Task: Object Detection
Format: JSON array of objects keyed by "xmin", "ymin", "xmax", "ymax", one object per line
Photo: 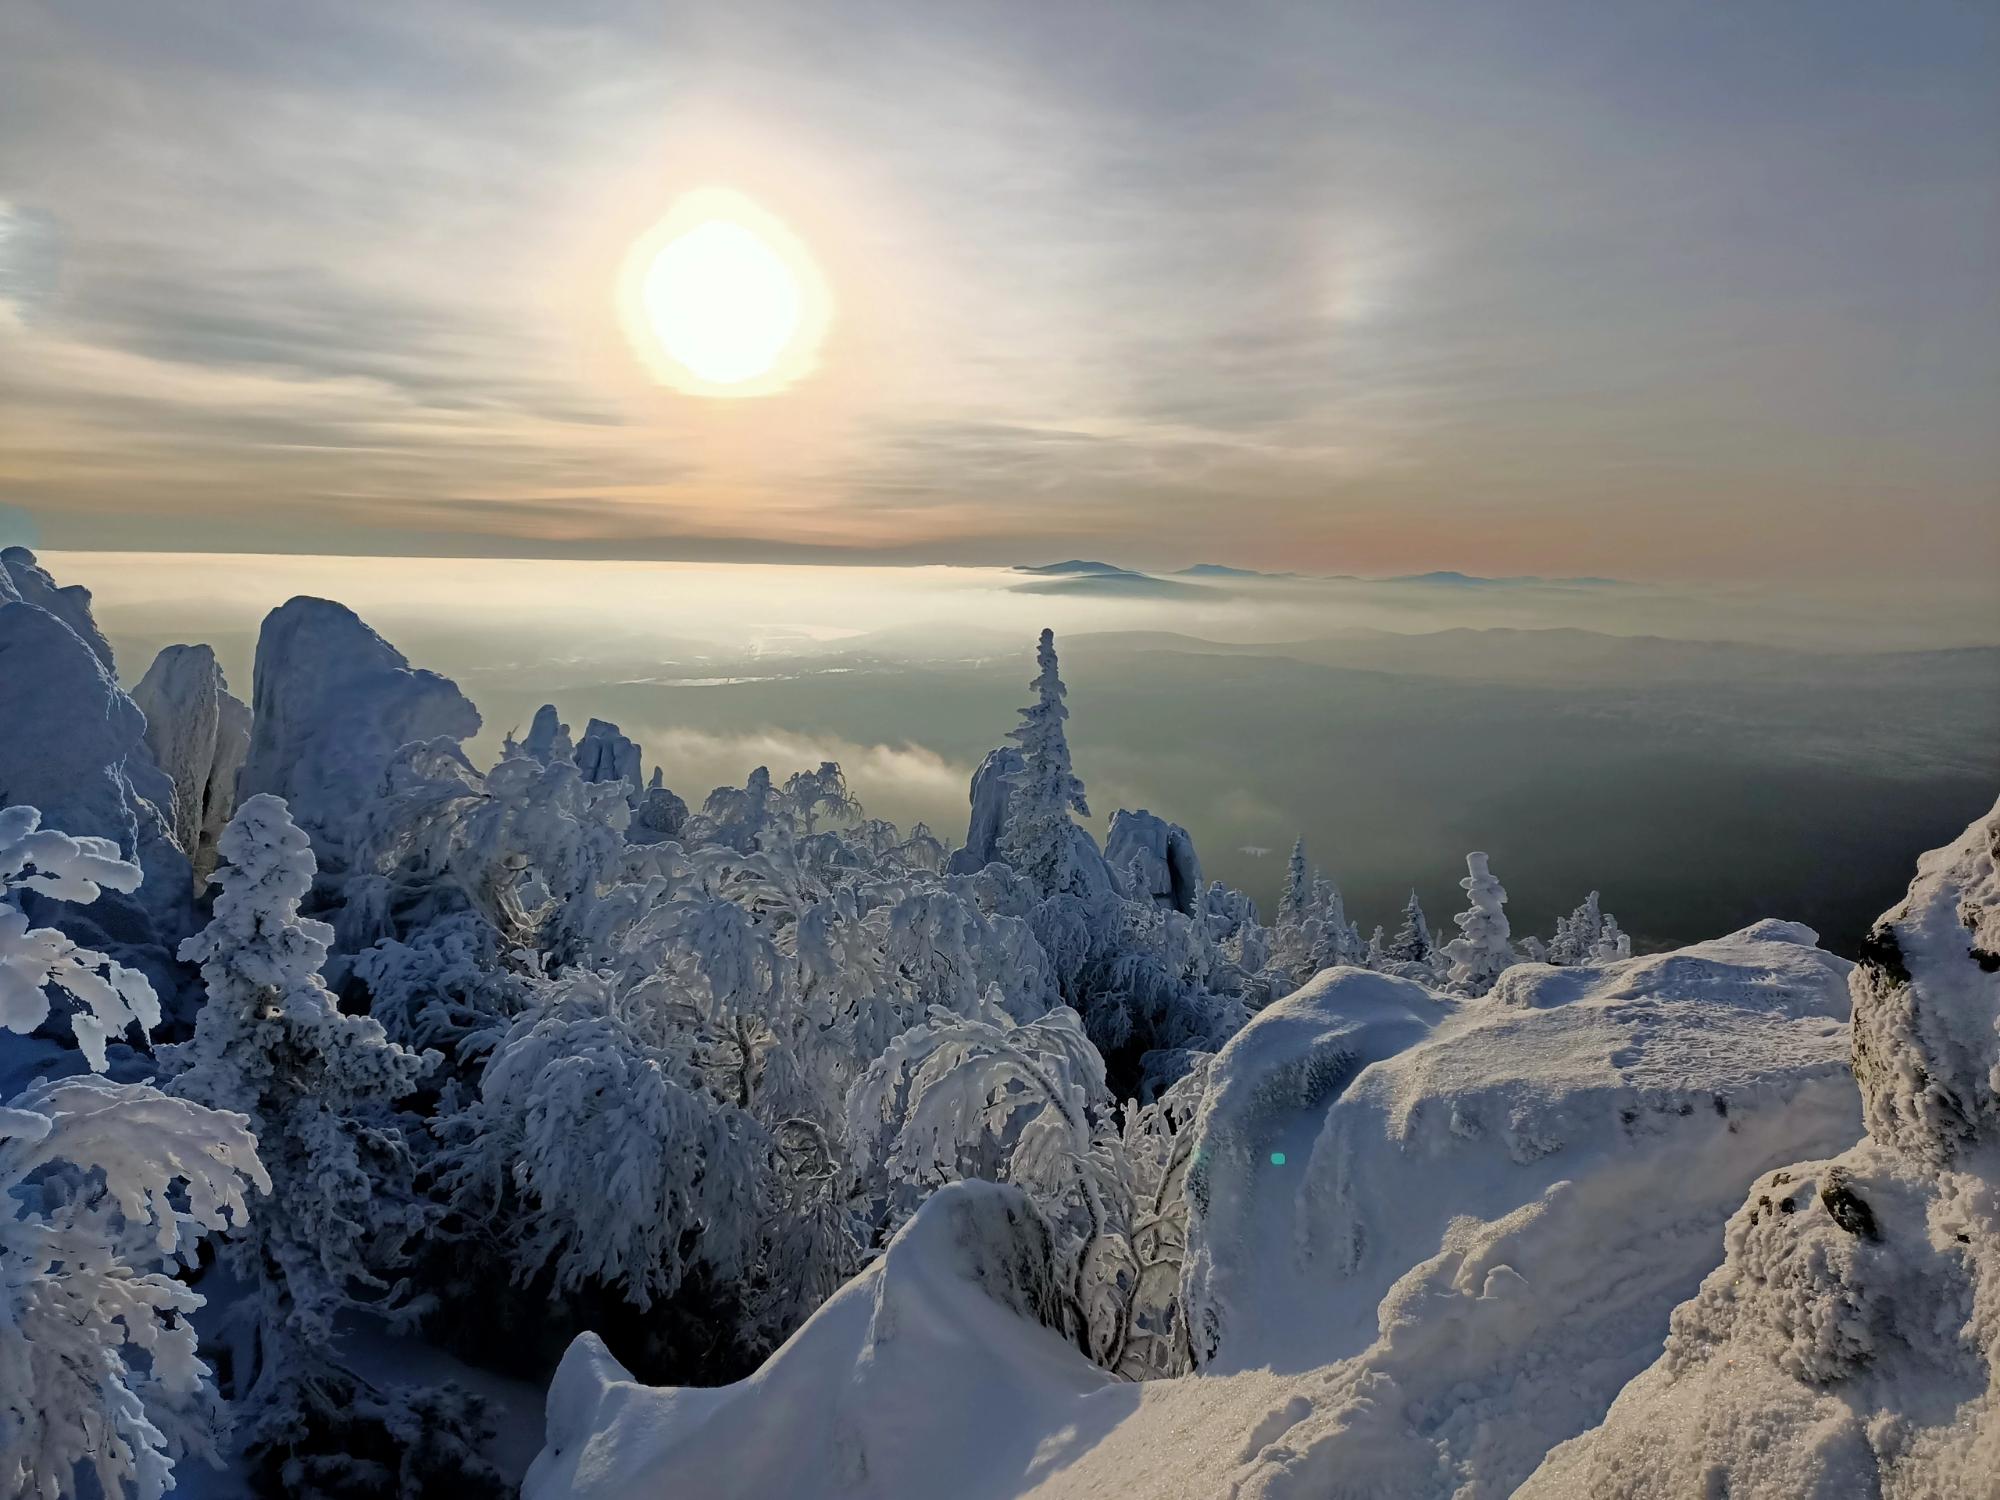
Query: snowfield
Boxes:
[{"xmin": 527, "ymin": 920, "xmax": 1873, "ymax": 1500}]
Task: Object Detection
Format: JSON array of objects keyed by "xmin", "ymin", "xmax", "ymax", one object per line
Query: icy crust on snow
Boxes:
[
  {"xmin": 524, "ymin": 1181, "xmax": 1110, "ymax": 1500},
  {"xmin": 238, "ymin": 596, "xmax": 480, "ymax": 866},
  {"xmin": 1522, "ymin": 797, "xmax": 2000, "ymax": 1500},
  {"xmin": 132, "ymin": 643, "xmax": 250, "ymax": 890}
]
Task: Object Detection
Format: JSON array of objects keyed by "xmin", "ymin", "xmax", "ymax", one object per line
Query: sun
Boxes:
[{"xmin": 620, "ymin": 190, "xmax": 831, "ymax": 398}]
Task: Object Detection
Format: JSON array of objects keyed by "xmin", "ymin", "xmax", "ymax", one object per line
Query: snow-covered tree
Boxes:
[
  {"xmin": 0, "ymin": 806, "xmax": 267, "ymax": 1500},
  {"xmin": 1, "ymin": 1076, "xmax": 267, "ymax": 1500},
  {"xmin": 997, "ymin": 630, "xmax": 1091, "ymax": 898},
  {"xmin": 1103, "ymin": 1057, "xmax": 1210, "ymax": 1379},
  {"xmin": 0, "ymin": 805, "xmax": 161, "ymax": 1071},
  {"xmin": 846, "ymin": 989, "xmax": 1129, "ymax": 1356},
  {"xmin": 1547, "ymin": 891, "xmax": 1633, "ymax": 965},
  {"xmin": 439, "ymin": 981, "xmax": 762, "ymax": 1313},
  {"xmin": 1278, "ymin": 839, "xmax": 1311, "ymax": 929},
  {"xmin": 161, "ymin": 795, "xmax": 489, "ymax": 1492},
  {"xmin": 1390, "ymin": 889, "xmax": 1434, "ymax": 965},
  {"xmin": 1592, "ymin": 911, "xmax": 1632, "ymax": 961},
  {"xmin": 1547, "ymin": 891, "xmax": 1603, "ymax": 965},
  {"xmin": 1442, "ymin": 851, "xmax": 1515, "ymax": 994}
]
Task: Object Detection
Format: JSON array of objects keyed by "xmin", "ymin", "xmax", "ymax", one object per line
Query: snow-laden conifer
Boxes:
[{"xmin": 1442, "ymin": 851, "xmax": 1515, "ymax": 994}]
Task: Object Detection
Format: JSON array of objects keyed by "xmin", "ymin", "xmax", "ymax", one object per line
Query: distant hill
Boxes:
[
  {"xmin": 1173, "ymin": 563, "xmax": 1296, "ymax": 579},
  {"xmin": 1383, "ymin": 571, "xmax": 1628, "ymax": 589},
  {"xmin": 1012, "ymin": 569, "xmax": 1202, "ymax": 598},
  {"xmin": 1012, "ymin": 560, "xmax": 1132, "ymax": 576}
]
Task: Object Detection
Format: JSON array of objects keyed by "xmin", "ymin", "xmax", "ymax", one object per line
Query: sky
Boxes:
[{"xmin": 1, "ymin": 0, "xmax": 1996, "ymax": 580}]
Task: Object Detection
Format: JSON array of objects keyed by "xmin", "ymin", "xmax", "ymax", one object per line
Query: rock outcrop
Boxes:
[
  {"xmin": 575, "ymin": 718, "xmax": 643, "ymax": 792},
  {"xmin": 1106, "ymin": 808, "xmax": 1205, "ymax": 915},
  {"xmin": 132, "ymin": 643, "xmax": 250, "ymax": 889},
  {"xmin": 0, "ymin": 560, "xmax": 193, "ymax": 1009},
  {"xmin": 239, "ymin": 597, "xmax": 480, "ymax": 870}
]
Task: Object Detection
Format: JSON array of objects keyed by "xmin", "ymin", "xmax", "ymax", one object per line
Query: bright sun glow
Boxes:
[{"xmin": 620, "ymin": 190, "xmax": 831, "ymax": 398}]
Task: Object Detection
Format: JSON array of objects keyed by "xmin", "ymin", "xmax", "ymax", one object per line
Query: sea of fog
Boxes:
[{"xmin": 49, "ymin": 551, "xmax": 2000, "ymax": 958}]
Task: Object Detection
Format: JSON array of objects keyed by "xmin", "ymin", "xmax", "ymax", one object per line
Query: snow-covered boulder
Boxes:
[
  {"xmin": 239, "ymin": 597, "xmax": 480, "ymax": 868},
  {"xmin": 1106, "ymin": 808, "xmax": 1205, "ymax": 915},
  {"xmin": 131, "ymin": 643, "xmax": 250, "ymax": 889},
  {"xmin": 1521, "ymin": 797, "xmax": 2000, "ymax": 1499},
  {"xmin": 524, "ymin": 1181, "xmax": 1109, "ymax": 1500}
]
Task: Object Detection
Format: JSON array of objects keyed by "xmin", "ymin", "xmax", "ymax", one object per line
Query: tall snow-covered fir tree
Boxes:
[
  {"xmin": 997, "ymin": 629, "xmax": 1091, "ymax": 898},
  {"xmin": 1441, "ymin": 851, "xmax": 1515, "ymax": 994},
  {"xmin": 1277, "ymin": 839, "xmax": 1311, "ymax": 929}
]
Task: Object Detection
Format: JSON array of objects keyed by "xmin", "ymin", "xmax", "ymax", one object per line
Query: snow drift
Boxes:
[{"xmin": 525, "ymin": 1181, "xmax": 1111, "ymax": 1500}]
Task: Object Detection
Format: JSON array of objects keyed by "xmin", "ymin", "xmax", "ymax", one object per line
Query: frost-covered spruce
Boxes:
[
  {"xmin": 161, "ymin": 794, "xmax": 496, "ymax": 1493},
  {"xmin": 1523, "ymin": 795, "xmax": 2000, "ymax": 1498},
  {"xmin": 0, "ymin": 804, "xmax": 162, "ymax": 1071},
  {"xmin": 1442, "ymin": 851, "xmax": 1515, "ymax": 994},
  {"xmin": 997, "ymin": 629, "xmax": 1091, "ymax": 899},
  {"xmin": 1390, "ymin": 888, "xmax": 1434, "ymax": 965},
  {"xmin": 0, "ymin": 805, "xmax": 267, "ymax": 1500},
  {"xmin": 1, "ymin": 1075, "xmax": 267, "ymax": 1500}
]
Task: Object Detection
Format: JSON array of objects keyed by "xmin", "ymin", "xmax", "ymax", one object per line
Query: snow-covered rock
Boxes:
[
  {"xmin": 238, "ymin": 597, "xmax": 480, "ymax": 868},
  {"xmin": 131, "ymin": 643, "xmax": 250, "ymax": 889},
  {"xmin": 1521, "ymin": 797, "xmax": 2000, "ymax": 1500},
  {"xmin": 524, "ymin": 1181, "xmax": 1109, "ymax": 1500},
  {"xmin": 948, "ymin": 745, "xmax": 1024, "ymax": 875},
  {"xmin": 575, "ymin": 718, "xmax": 642, "ymax": 792},
  {"xmin": 519, "ymin": 704, "xmax": 573, "ymax": 766},
  {"xmin": 0, "ymin": 594, "xmax": 191, "ymax": 966},
  {"xmin": 1, "ymin": 546, "xmax": 114, "ymax": 670},
  {"xmin": 1106, "ymin": 808, "xmax": 1205, "ymax": 915}
]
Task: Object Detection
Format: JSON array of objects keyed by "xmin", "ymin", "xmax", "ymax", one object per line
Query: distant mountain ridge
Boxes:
[
  {"xmin": 1015, "ymin": 561, "xmax": 1628, "ymax": 588},
  {"xmin": 1385, "ymin": 570, "xmax": 1628, "ymax": 588}
]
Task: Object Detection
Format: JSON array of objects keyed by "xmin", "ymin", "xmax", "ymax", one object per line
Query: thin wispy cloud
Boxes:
[{"xmin": 1, "ymin": 0, "xmax": 1994, "ymax": 578}]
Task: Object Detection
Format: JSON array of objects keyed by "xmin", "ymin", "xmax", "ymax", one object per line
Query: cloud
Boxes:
[
  {"xmin": 637, "ymin": 725, "xmax": 973, "ymax": 815},
  {"xmin": 2, "ymin": 1, "xmax": 1995, "ymax": 578}
]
